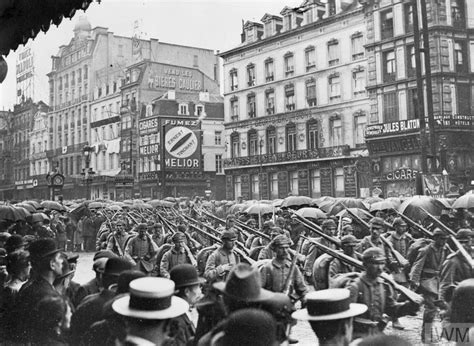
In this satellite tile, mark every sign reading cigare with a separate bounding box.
[384,168,419,181]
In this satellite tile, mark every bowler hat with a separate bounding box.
[116,270,146,294]
[4,234,27,254]
[219,308,277,346]
[213,263,274,302]
[93,250,117,261]
[170,263,206,289]
[221,229,237,240]
[341,235,358,247]
[292,288,367,321]
[104,257,133,277]
[370,217,385,228]
[456,228,473,242]
[112,277,189,320]
[28,238,61,262]
[362,247,386,264]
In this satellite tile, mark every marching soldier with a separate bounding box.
[126,223,159,274]
[106,220,132,257]
[348,247,419,339]
[439,228,474,302]
[204,229,240,283]
[356,217,395,267]
[409,228,450,343]
[160,232,195,279]
[327,235,360,287]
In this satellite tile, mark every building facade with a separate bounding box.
[221,0,370,200]
[363,0,474,197]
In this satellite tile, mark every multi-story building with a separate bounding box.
[120,60,224,199]
[0,110,14,200]
[220,0,370,200]
[363,0,474,197]
[45,16,220,200]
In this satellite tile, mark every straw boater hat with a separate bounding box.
[292,288,367,321]
[112,277,189,320]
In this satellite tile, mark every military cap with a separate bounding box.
[369,217,385,228]
[271,235,292,248]
[172,232,186,242]
[456,228,473,242]
[135,223,148,230]
[342,224,354,233]
[322,219,337,228]
[392,217,407,227]
[221,229,238,240]
[362,247,386,264]
[263,220,275,229]
[177,225,187,233]
[341,235,358,246]
[270,227,284,235]
[433,228,449,238]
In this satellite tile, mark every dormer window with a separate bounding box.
[179,103,189,115]
[264,22,272,38]
[284,13,292,31]
[247,64,256,87]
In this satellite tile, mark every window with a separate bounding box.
[247,64,256,87]
[383,50,396,82]
[215,154,223,174]
[284,14,292,31]
[289,171,298,195]
[265,89,275,115]
[353,69,366,96]
[351,34,364,60]
[457,84,471,115]
[247,93,256,118]
[455,41,467,72]
[305,46,316,71]
[230,69,238,91]
[407,88,418,120]
[331,118,342,146]
[78,68,82,83]
[354,114,366,145]
[307,120,318,150]
[286,123,297,152]
[328,40,340,66]
[71,71,75,86]
[267,127,277,154]
[231,133,240,158]
[329,74,341,101]
[451,0,465,27]
[404,3,414,33]
[381,9,394,39]
[407,45,416,77]
[251,174,259,200]
[84,65,88,79]
[284,84,295,111]
[264,22,272,38]
[248,130,258,156]
[234,176,241,199]
[306,78,317,107]
[196,105,204,116]
[334,167,344,197]
[230,97,239,121]
[270,173,278,199]
[265,58,274,82]
[383,91,398,122]
[215,131,222,145]
[284,53,294,76]
[179,104,189,115]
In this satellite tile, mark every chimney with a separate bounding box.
[199,91,210,102]
[167,90,175,100]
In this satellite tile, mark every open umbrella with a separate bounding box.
[41,200,66,212]
[295,207,327,219]
[0,205,24,221]
[272,199,283,207]
[398,195,447,222]
[451,192,474,209]
[311,196,335,207]
[326,198,368,216]
[89,201,106,209]
[13,206,31,219]
[28,212,50,223]
[370,200,398,212]
[14,203,36,213]
[364,196,384,205]
[280,196,313,208]
[243,203,273,215]
[164,197,177,202]
[336,208,372,222]
[23,200,42,210]
[228,203,246,214]
[106,204,122,211]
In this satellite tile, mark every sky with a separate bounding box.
[0,0,304,110]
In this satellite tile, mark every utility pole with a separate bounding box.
[412,0,428,174]
[420,0,437,172]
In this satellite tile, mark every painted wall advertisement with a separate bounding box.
[16,43,35,103]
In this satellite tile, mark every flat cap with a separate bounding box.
[322,219,337,228]
[271,235,292,248]
[456,228,473,241]
[172,232,186,242]
[341,235,358,246]
[392,217,407,227]
[221,229,237,240]
[433,228,449,238]
[362,247,386,264]
[369,217,385,228]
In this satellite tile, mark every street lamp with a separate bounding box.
[81,145,95,199]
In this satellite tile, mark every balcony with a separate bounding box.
[266,107,275,115]
[266,75,274,82]
[224,145,350,168]
[231,85,238,91]
[286,104,295,111]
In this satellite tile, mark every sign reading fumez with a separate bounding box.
[165,126,199,168]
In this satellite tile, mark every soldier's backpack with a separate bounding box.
[312,253,335,290]
[406,238,433,270]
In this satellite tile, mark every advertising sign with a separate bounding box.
[16,43,35,103]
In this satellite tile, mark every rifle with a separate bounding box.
[419,206,474,270]
[200,208,251,239]
[337,215,343,239]
[343,206,409,268]
[301,235,424,305]
[290,211,341,247]
[283,236,303,296]
[390,208,433,237]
